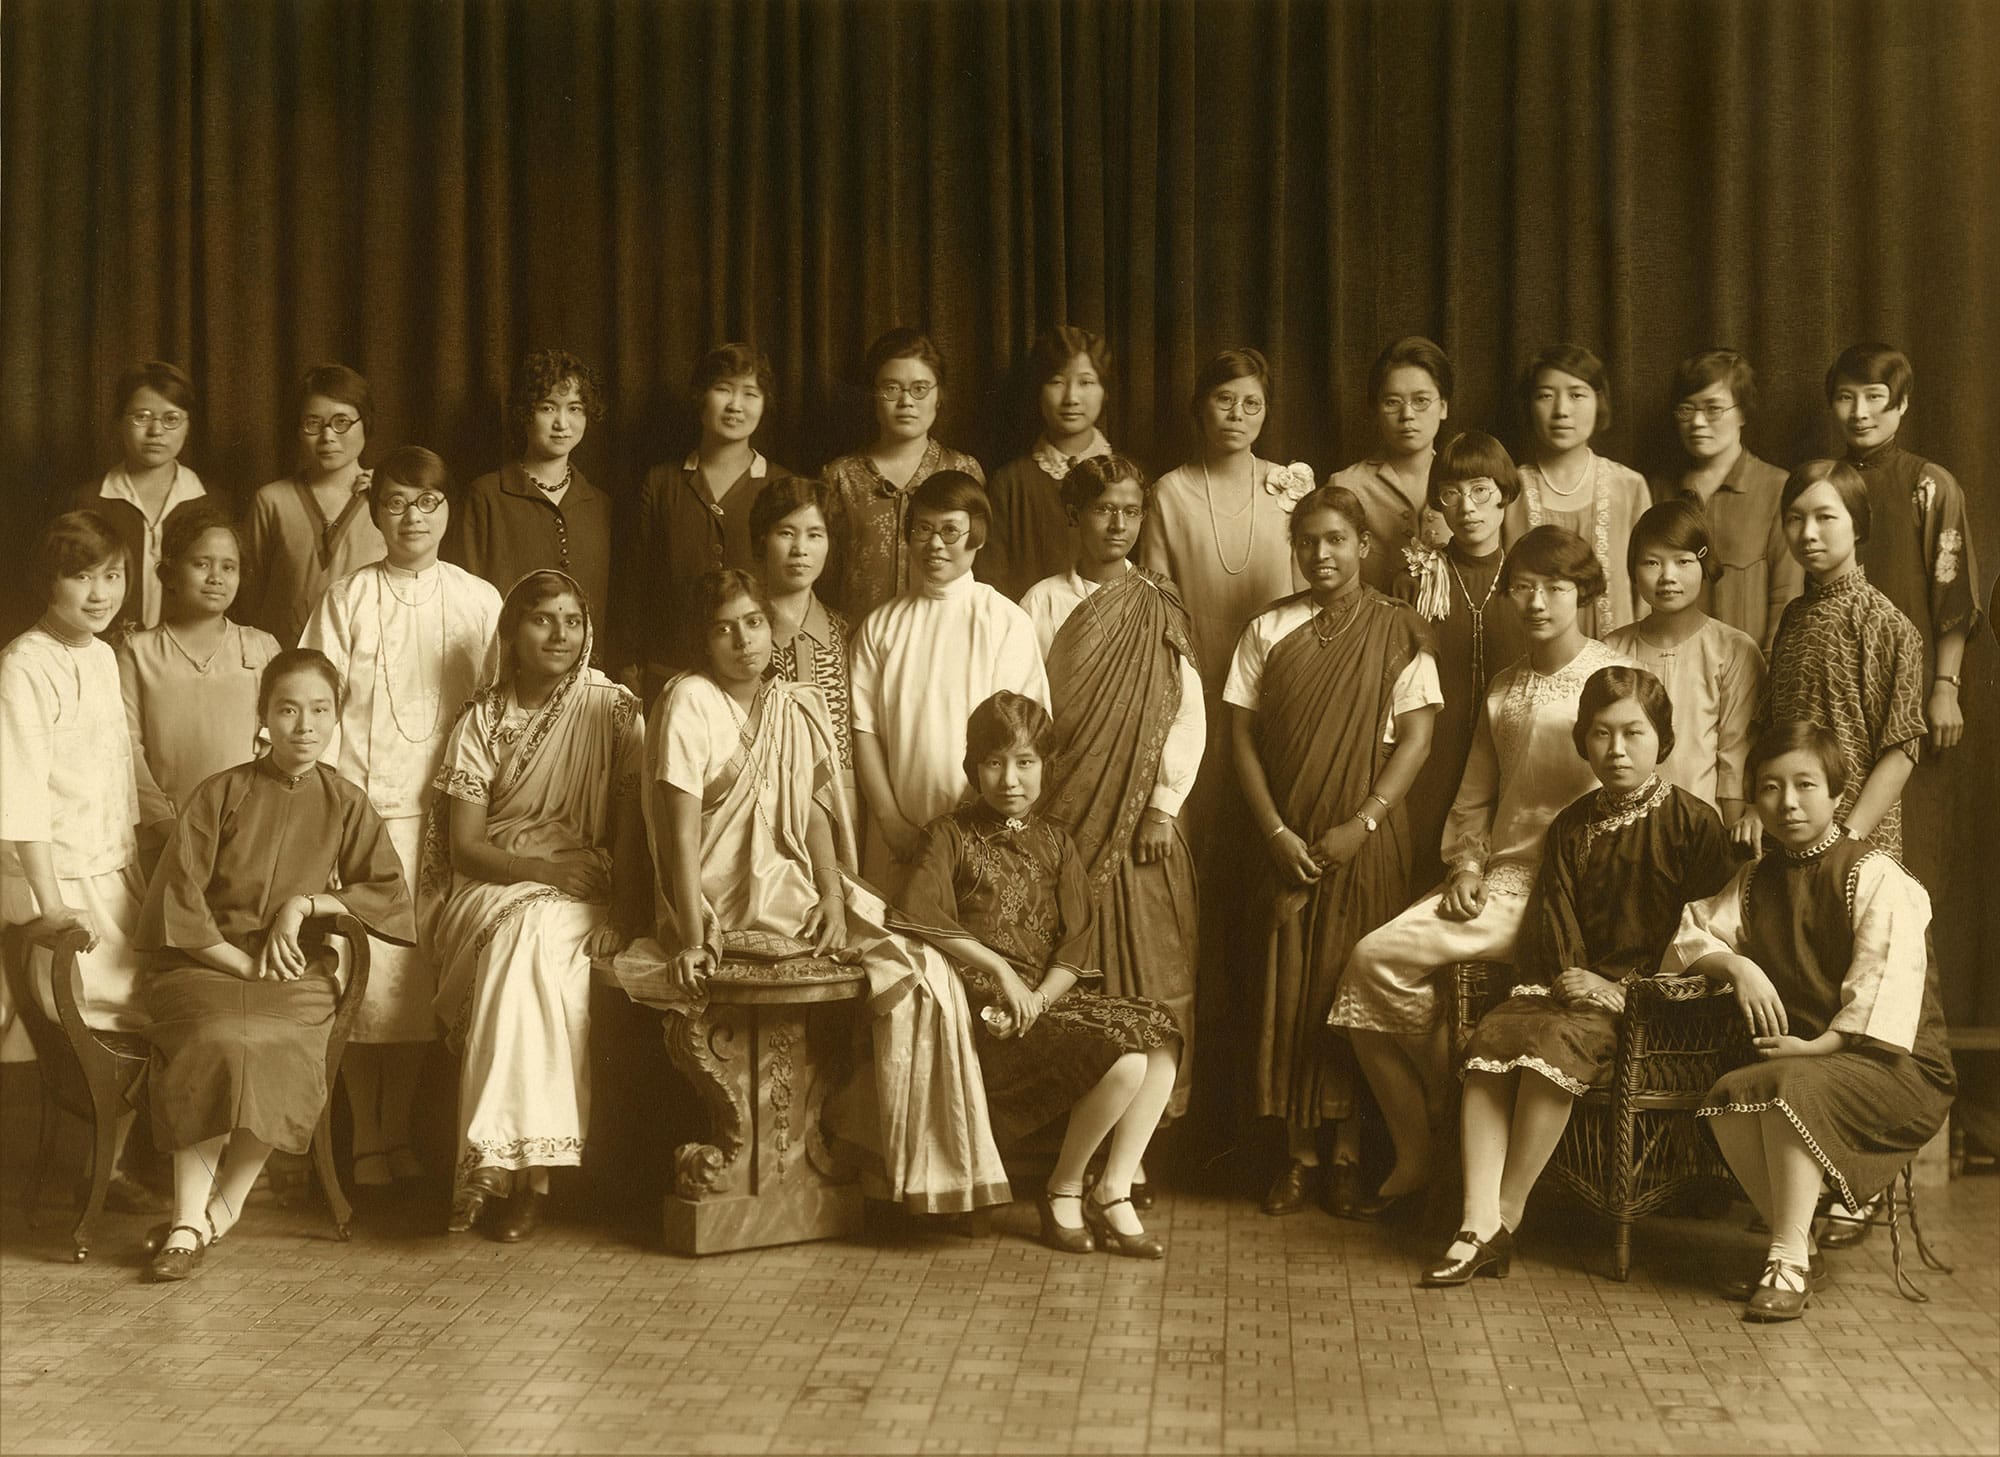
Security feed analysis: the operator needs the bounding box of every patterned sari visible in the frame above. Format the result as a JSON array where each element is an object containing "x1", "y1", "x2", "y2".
[
  {"x1": 424, "y1": 573, "x2": 644, "y2": 1182},
  {"x1": 1040, "y1": 567, "x2": 1200, "y2": 1119},
  {"x1": 1252, "y1": 591, "x2": 1427, "y2": 1125}
]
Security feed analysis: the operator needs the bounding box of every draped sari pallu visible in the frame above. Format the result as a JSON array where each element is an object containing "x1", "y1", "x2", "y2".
[
  {"x1": 425, "y1": 580, "x2": 645, "y2": 1184},
  {"x1": 1253, "y1": 593, "x2": 1426, "y2": 1127},
  {"x1": 1042, "y1": 568, "x2": 1200, "y2": 1120}
]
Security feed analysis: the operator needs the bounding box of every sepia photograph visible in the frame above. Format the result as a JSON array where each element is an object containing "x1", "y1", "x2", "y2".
[{"x1": 1, "y1": 1, "x2": 1995, "y2": 1453}]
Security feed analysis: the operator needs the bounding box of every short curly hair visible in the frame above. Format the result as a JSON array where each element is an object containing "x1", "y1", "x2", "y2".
[
  {"x1": 507, "y1": 348, "x2": 606, "y2": 452},
  {"x1": 1058, "y1": 454, "x2": 1151, "y2": 515},
  {"x1": 30, "y1": 510, "x2": 126, "y2": 607},
  {"x1": 1499, "y1": 525, "x2": 1608, "y2": 606}
]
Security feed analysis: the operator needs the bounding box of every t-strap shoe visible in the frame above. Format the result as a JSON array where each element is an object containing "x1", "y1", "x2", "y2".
[
  {"x1": 1038, "y1": 1188, "x2": 1096, "y2": 1255},
  {"x1": 1744, "y1": 1259, "x2": 1812, "y2": 1321}
]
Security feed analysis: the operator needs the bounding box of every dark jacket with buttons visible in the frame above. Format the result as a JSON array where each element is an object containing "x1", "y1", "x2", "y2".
[{"x1": 443, "y1": 463, "x2": 613, "y2": 654}]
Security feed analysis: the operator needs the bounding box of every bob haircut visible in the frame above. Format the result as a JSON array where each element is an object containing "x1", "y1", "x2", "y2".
[
  {"x1": 1030, "y1": 325, "x2": 1111, "y2": 385},
  {"x1": 1518, "y1": 344, "x2": 1612, "y2": 437},
  {"x1": 368, "y1": 446, "x2": 452, "y2": 518},
  {"x1": 1058, "y1": 453, "x2": 1151, "y2": 515},
  {"x1": 258, "y1": 647, "x2": 345, "y2": 717},
  {"x1": 1499, "y1": 524, "x2": 1608, "y2": 605},
  {"x1": 1368, "y1": 336, "x2": 1454, "y2": 405},
  {"x1": 1427, "y1": 430, "x2": 1522, "y2": 512},
  {"x1": 294, "y1": 364, "x2": 374, "y2": 435},
  {"x1": 1825, "y1": 342, "x2": 1913, "y2": 409},
  {"x1": 749, "y1": 476, "x2": 844, "y2": 555},
  {"x1": 1628, "y1": 497, "x2": 1722, "y2": 584},
  {"x1": 1572, "y1": 664, "x2": 1676, "y2": 762},
  {"x1": 498, "y1": 569, "x2": 588, "y2": 650},
  {"x1": 906, "y1": 470, "x2": 991, "y2": 550},
  {"x1": 508, "y1": 348, "x2": 607, "y2": 450},
  {"x1": 31, "y1": 510, "x2": 126, "y2": 605},
  {"x1": 1670, "y1": 348, "x2": 1758, "y2": 416},
  {"x1": 114, "y1": 360, "x2": 197, "y2": 418},
  {"x1": 1746, "y1": 719, "x2": 1849, "y2": 800},
  {"x1": 1288, "y1": 484, "x2": 1370, "y2": 544},
  {"x1": 1189, "y1": 347, "x2": 1271, "y2": 417},
  {"x1": 690, "y1": 342, "x2": 776, "y2": 406},
  {"x1": 683, "y1": 567, "x2": 774, "y2": 673},
  {"x1": 157, "y1": 498, "x2": 241, "y2": 574},
  {"x1": 962, "y1": 690, "x2": 1059, "y2": 789},
  {"x1": 864, "y1": 327, "x2": 946, "y2": 388},
  {"x1": 1780, "y1": 458, "x2": 1871, "y2": 546}
]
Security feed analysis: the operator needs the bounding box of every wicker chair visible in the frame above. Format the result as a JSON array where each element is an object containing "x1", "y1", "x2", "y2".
[
  {"x1": 1447, "y1": 959, "x2": 1748, "y2": 1280},
  {"x1": 4, "y1": 914, "x2": 374, "y2": 1257}
]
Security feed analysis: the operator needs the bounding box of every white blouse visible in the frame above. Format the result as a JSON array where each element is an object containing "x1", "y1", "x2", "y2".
[{"x1": 1221, "y1": 595, "x2": 1443, "y2": 747}]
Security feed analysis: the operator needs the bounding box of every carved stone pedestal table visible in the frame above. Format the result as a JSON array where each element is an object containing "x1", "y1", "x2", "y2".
[{"x1": 604, "y1": 943, "x2": 865, "y2": 1256}]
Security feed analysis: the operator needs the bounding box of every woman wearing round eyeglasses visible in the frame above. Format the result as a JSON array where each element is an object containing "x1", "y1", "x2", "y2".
[
  {"x1": 848, "y1": 471, "x2": 1047, "y2": 895},
  {"x1": 1328, "y1": 338, "x2": 1456, "y2": 595},
  {"x1": 242, "y1": 365, "x2": 387, "y2": 646},
  {"x1": 1651, "y1": 349, "x2": 1799, "y2": 655},
  {"x1": 67, "y1": 362, "x2": 211, "y2": 633},
  {"x1": 1394, "y1": 433, "x2": 1533, "y2": 899},
  {"x1": 826, "y1": 328, "x2": 984, "y2": 622},
  {"x1": 301, "y1": 447, "x2": 501, "y2": 1193}
]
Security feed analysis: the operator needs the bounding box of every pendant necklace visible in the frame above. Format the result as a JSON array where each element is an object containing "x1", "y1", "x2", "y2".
[
  {"x1": 1312, "y1": 590, "x2": 1364, "y2": 645},
  {"x1": 1201, "y1": 456, "x2": 1259, "y2": 576},
  {"x1": 1448, "y1": 546, "x2": 1504, "y2": 701}
]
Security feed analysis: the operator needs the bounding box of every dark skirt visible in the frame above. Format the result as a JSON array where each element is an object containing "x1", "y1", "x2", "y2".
[
  {"x1": 973, "y1": 988, "x2": 1180, "y2": 1149},
  {"x1": 1700, "y1": 1044, "x2": 1954, "y2": 1209},
  {"x1": 1462, "y1": 990, "x2": 1618, "y2": 1097},
  {"x1": 144, "y1": 962, "x2": 338, "y2": 1155}
]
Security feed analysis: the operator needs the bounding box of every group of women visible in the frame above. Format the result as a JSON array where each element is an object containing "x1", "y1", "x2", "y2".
[{"x1": 0, "y1": 326, "x2": 1980, "y2": 1321}]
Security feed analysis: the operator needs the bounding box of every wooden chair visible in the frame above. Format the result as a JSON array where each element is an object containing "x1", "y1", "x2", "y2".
[
  {"x1": 3, "y1": 914, "x2": 372, "y2": 1258},
  {"x1": 1447, "y1": 959, "x2": 1748, "y2": 1280}
]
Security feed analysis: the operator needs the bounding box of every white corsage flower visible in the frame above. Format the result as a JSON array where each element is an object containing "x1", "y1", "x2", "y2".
[{"x1": 1264, "y1": 461, "x2": 1317, "y2": 511}]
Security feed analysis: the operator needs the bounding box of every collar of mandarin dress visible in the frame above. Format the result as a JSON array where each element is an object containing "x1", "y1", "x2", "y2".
[
  {"x1": 1850, "y1": 438, "x2": 1905, "y2": 472},
  {"x1": 255, "y1": 755, "x2": 317, "y2": 790},
  {"x1": 1784, "y1": 823, "x2": 1845, "y2": 862},
  {"x1": 969, "y1": 798, "x2": 1034, "y2": 837},
  {"x1": 1805, "y1": 563, "x2": 1868, "y2": 601},
  {"x1": 916, "y1": 567, "x2": 980, "y2": 603}
]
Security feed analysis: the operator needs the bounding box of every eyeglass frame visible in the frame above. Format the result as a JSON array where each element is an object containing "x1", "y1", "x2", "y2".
[
  {"x1": 125, "y1": 409, "x2": 189, "y2": 431},
  {"x1": 874, "y1": 380, "x2": 938, "y2": 403},
  {"x1": 1436, "y1": 481, "x2": 1502, "y2": 509},
  {"x1": 905, "y1": 521, "x2": 972, "y2": 544},
  {"x1": 378, "y1": 491, "x2": 445, "y2": 517},
  {"x1": 300, "y1": 413, "x2": 361, "y2": 437},
  {"x1": 1672, "y1": 401, "x2": 1739, "y2": 423}
]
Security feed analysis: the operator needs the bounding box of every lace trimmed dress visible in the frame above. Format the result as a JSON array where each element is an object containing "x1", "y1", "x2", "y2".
[
  {"x1": 1668, "y1": 833, "x2": 1955, "y2": 1209},
  {"x1": 895, "y1": 804, "x2": 1181, "y2": 1148},
  {"x1": 1462, "y1": 779, "x2": 1734, "y2": 1094}
]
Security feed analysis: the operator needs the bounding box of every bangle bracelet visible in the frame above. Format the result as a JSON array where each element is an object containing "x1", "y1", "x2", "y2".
[
  {"x1": 1267, "y1": 822, "x2": 1290, "y2": 840},
  {"x1": 1935, "y1": 673, "x2": 1961, "y2": 687},
  {"x1": 1366, "y1": 792, "x2": 1390, "y2": 811}
]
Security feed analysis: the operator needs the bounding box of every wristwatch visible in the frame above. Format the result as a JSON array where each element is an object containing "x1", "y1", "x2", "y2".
[{"x1": 1356, "y1": 810, "x2": 1380, "y2": 834}]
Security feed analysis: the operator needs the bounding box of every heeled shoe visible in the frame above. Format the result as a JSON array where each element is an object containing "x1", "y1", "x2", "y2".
[
  {"x1": 1818, "y1": 1196, "x2": 1879, "y2": 1250},
  {"x1": 493, "y1": 1189, "x2": 546, "y2": 1243},
  {"x1": 1322, "y1": 1162, "x2": 1365, "y2": 1220},
  {"x1": 147, "y1": 1224, "x2": 208, "y2": 1282},
  {"x1": 1038, "y1": 1191, "x2": 1096, "y2": 1254},
  {"x1": 1744, "y1": 1259, "x2": 1812, "y2": 1321},
  {"x1": 1419, "y1": 1227, "x2": 1513, "y2": 1286},
  {"x1": 143, "y1": 1208, "x2": 223, "y2": 1256},
  {"x1": 447, "y1": 1167, "x2": 511, "y2": 1234},
  {"x1": 1082, "y1": 1194, "x2": 1165, "y2": 1260},
  {"x1": 1130, "y1": 1178, "x2": 1155, "y2": 1212}
]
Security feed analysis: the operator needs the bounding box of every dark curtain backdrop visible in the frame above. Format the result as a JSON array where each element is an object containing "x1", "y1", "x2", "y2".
[{"x1": 4, "y1": 0, "x2": 1997, "y2": 1024}]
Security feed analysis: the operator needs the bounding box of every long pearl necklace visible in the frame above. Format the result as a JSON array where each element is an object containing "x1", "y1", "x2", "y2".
[
  {"x1": 1200, "y1": 456, "x2": 1259, "y2": 576},
  {"x1": 378, "y1": 568, "x2": 445, "y2": 743},
  {"x1": 1537, "y1": 451, "x2": 1596, "y2": 499}
]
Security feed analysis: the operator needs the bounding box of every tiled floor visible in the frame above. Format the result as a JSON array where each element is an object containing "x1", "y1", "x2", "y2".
[{"x1": 3, "y1": 1072, "x2": 1996, "y2": 1455}]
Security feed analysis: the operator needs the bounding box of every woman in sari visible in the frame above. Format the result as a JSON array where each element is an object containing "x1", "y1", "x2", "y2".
[
  {"x1": 1022, "y1": 454, "x2": 1203, "y2": 1179},
  {"x1": 1226, "y1": 485, "x2": 1441, "y2": 1217},
  {"x1": 645, "y1": 569, "x2": 1008, "y2": 1216},
  {"x1": 426, "y1": 571, "x2": 648, "y2": 1243}
]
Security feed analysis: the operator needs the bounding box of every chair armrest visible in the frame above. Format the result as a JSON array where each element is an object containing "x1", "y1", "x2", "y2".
[{"x1": 1616, "y1": 973, "x2": 1750, "y2": 1099}]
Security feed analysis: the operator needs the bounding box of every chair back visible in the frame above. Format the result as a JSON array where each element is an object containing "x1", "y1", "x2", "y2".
[{"x1": 1, "y1": 924, "x2": 98, "y2": 1111}]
